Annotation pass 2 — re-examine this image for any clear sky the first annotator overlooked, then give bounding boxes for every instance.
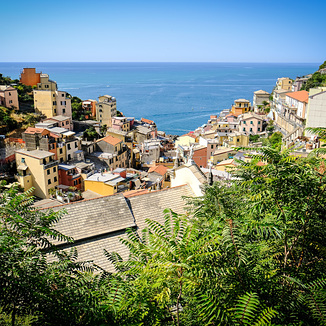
[2,0,325,62]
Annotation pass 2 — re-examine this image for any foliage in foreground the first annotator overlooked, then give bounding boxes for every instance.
[1,147,326,325]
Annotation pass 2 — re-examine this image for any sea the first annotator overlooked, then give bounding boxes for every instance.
[0,62,318,135]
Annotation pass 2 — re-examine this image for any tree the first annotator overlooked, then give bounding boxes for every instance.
[0,186,72,325]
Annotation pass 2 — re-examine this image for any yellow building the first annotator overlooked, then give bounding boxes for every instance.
[15,149,59,199]
[231,99,251,116]
[96,95,117,127]
[228,133,249,147]
[214,159,237,172]
[276,77,293,91]
[84,172,127,196]
[175,133,197,147]
[33,74,72,118]
[210,147,237,164]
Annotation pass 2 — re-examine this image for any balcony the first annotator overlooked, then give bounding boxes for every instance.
[43,160,59,169]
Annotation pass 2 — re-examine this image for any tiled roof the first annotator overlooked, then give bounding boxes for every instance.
[286,90,309,103]
[44,185,194,271]
[128,185,194,232]
[141,117,154,124]
[254,90,270,95]
[148,165,169,175]
[24,127,46,134]
[180,133,197,139]
[97,135,121,146]
[48,193,136,244]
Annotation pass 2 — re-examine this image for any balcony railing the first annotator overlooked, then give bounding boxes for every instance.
[43,160,59,170]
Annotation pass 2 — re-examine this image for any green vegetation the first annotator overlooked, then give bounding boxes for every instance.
[301,60,326,91]
[0,74,34,106]
[319,60,326,70]
[301,71,326,91]
[83,126,99,140]
[0,106,41,134]
[1,144,326,325]
[0,107,18,131]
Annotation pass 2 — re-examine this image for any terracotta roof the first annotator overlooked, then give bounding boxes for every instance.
[24,127,46,134]
[180,133,197,139]
[286,90,309,103]
[148,165,169,175]
[141,117,154,124]
[97,135,121,146]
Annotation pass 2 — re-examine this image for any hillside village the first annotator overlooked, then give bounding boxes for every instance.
[1,64,326,270]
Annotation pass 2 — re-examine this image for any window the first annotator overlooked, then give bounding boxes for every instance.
[21,158,25,163]
[54,176,57,182]
[258,128,261,131]
[78,179,81,184]
[75,142,78,148]
[68,154,71,160]
[243,127,246,131]
[61,101,66,106]
[45,85,49,88]
[67,144,71,150]
[250,121,253,124]
[53,167,56,173]
[250,128,253,132]
[47,169,50,175]
[237,138,240,142]
[48,179,51,185]
[9,100,12,104]
[54,109,56,114]
[243,121,246,124]
[62,109,65,114]
[66,121,69,125]
[60,158,64,163]
[258,121,261,124]
[43,158,46,165]
[59,148,63,154]
[211,145,213,149]
[62,93,65,97]
[9,92,11,96]
[53,94,55,97]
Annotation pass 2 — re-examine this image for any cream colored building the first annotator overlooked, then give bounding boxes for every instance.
[175,133,197,148]
[15,149,59,199]
[33,74,72,118]
[96,95,117,127]
[305,87,326,137]
[276,77,293,91]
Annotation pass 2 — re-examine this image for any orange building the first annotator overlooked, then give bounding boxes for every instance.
[230,99,251,116]
[20,68,41,87]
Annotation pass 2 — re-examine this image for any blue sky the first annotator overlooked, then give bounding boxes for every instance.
[2,0,325,62]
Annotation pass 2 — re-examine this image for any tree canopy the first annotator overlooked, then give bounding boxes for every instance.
[1,146,326,325]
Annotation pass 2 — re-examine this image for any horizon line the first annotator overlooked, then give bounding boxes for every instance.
[0,61,321,64]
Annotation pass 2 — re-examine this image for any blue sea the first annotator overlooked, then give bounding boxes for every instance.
[0,62,318,135]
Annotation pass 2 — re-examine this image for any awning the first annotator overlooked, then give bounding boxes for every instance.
[17,165,28,170]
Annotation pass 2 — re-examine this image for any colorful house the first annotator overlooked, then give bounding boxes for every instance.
[15,149,59,199]
[175,133,198,148]
[20,68,41,87]
[231,99,251,116]
[58,164,82,190]
[0,85,19,110]
[239,113,265,134]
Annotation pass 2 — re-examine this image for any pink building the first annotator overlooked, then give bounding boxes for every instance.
[0,86,19,110]
[239,113,265,135]
[112,117,131,132]
[44,115,73,131]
